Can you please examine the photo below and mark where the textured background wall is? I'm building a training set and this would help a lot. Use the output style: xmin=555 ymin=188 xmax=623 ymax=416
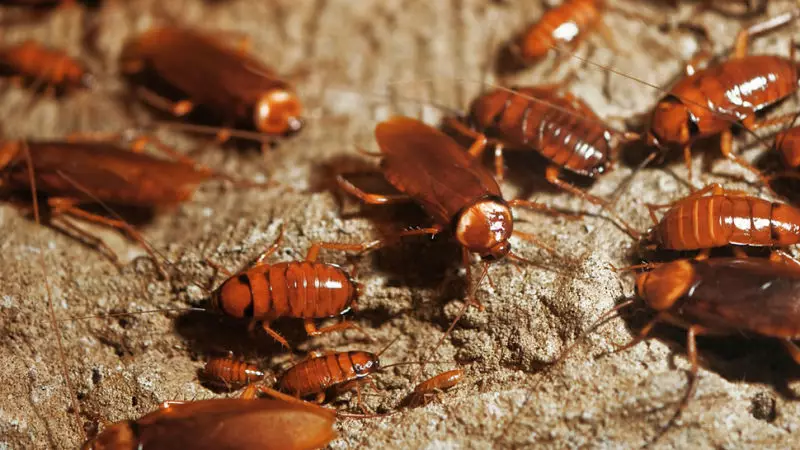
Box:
xmin=1 ymin=0 xmax=799 ymax=448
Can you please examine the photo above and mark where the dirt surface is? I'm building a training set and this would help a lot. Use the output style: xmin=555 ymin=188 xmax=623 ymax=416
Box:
xmin=1 ymin=0 xmax=800 ymax=449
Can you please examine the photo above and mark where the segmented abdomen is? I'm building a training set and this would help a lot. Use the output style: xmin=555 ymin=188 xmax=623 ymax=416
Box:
xmin=277 ymin=353 xmax=358 ymax=398
xmin=656 ymin=195 xmax=800 ymax=249
xmin=202 ymin=357 xmax=265 ymax=390
xmin=213 ymin=261 xmax=356 ymax=320
xmin=515 ymin=0 xmax=602 ymax=62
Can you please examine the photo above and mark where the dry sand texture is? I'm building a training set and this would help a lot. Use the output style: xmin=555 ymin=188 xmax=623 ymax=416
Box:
xmin=1 ymin=0 xmax=799 ymax=448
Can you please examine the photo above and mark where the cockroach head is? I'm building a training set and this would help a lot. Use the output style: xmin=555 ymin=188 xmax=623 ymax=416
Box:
xmin=255 ymin=88 xmax=304 ymax=136
xmin=456 ymin=198 xmax=513 ymax=261
xmin=647 ymin=96 xmax=693 ymax=150
xmin=350 ymin=351 xmax=381 ymax=376
xmin=81 ymin=422 xmax=136 ymax=450
xmin=635 ymin=260 xmax=694 ymax=311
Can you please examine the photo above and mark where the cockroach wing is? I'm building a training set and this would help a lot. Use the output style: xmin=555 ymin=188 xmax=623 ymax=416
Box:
xmin=678 ymin=258 xmax=800 ymax=339
xmin=376 ymin=116 xmax=503 ymax=226
xmin=134 ymin=399 xmax=336 ymax=450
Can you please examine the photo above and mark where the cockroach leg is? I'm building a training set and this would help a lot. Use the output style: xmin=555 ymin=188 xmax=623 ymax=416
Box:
xmin=48 ymin=197 xmax=168 ymax=278
xmin=718 ymin=130 xmax=774 ymax=191
xmin=769 ymin=249 xmax=800 ymax=271
xmin=610 ymin=313 xmax=664 ymax=353
xmin=507 ymin=198 xmax=581 ymax=220
xmin=303 ymin=319 xmax=374 ymax=342
xmin=336 ymin=174 xmax=412 ymax=205
xmin=55 ymin=215 xmax=121 ymax=266
xmin=135 ymin=86 xmax=195 ymax=117
xmin=205 ymin=257 xmax=233 ymax=277
xmin=465 ymin=134 xmax=489 ymax=160
xmin=246 ymin=319 xmax=292 ymax=352
xmin=253 ymin=227 xmax=285 ymax=264
xmin=544 ymin=164 xmax=606 ymax=206
xmin=305 ymin=240 xmax=382 ymax=262
xmin=511 ymin=230 xmax=556 ymax=256
xmin=782 ymin=339 xmax=800 ymax=364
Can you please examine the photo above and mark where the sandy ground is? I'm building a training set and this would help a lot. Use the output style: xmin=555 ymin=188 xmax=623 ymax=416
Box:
xmin=1 ymin=0 xmax=800 ymax=448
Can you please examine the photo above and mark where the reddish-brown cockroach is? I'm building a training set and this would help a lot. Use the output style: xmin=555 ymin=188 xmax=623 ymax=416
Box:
xmin=201 ymin=352 xmax=266 ymax=391
xmin=774 ymin=124 xmax=800 ymax=170
xmin=404 ymin=369 xmax=464 ymax=408
xmin=0 ymin=39 xmax=94 ymax=93
xmin=81 ymin=398 xmax=336 ymax=450
xmin=120 ymin=27 xmax=303 ymax=142
xmin=443 ymin=84 xmax=638 ymax=206
xmin=639 ymin=183 xmax=800 ymax=264
xmin=207 ymin=227 xmax=372 ymax=350
xmin=506 ymin=0 xmax=608 ymax=69
xmin=0 ymin=137 xmax=250 ymax=277
xmin=645 ymin=9 xmax=800 ymax=184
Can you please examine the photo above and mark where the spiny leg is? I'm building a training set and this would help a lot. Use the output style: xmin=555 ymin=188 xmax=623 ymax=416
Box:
xmin=304 ymin=319 xmax=374 ymax=342
xmin=610 ymin=313 xmax=664 ymax=353
xmin=250 ymin=320 xmax=292 ymax=353
xmin=544 ymin=165 xmax=606 ymax=206
xmin=254 ymin=226 xmax=285 ymax=265
xmin=53 ymin=215 xmax=121 ymax=268
xmin=508 ymin=197 xmax=582 ymax=220
xmin=336 ymin=173 xmax=412 ymax=205
xmin=719 ymin=129 xmax=774 ymax=192
xmin=135 ymin=86 xmax=194 ymax=117
xmin=656 ymin=325 xmax=705 ymax=442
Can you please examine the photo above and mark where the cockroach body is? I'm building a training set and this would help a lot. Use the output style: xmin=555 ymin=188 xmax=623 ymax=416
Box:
xmin=81 ymin=398 xmax=336 ymax=450
xmin=275 ymin=351 xmax=380 ymax=404
xmin=444 ymin=85 xmax=633 ymax=205
xmin=121 ymin=27 xmax=303 ymax=139
xmin=208 ymin=231 xmax=369 ymax=349
xmin=0 ymin=40 xmax=94 ymax=92
xmin=643 ymin=183 xmax=800 ymax=262
xmin=645 ymin=10 xmax=800 ymax=183
xmin=0 ymin=139 xmax=216 ymax=276
xmin=774 ymin=125 xmax=800 ymax=169
xmin=405 ymin=369 xmax=464 ymax=407
xmin=202 ymin=354 xmax=266 ymax=391
xmin=509 ymin=0 xmax=605 ymax=67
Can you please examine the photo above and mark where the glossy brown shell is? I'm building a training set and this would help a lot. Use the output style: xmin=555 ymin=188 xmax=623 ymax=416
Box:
xmin=202 ymin=357 xmax=265 ymax=390
xmin=0 ymin=141 xmax=208 ymax=206
xmin=469 ymin=87 xmax=613 ymax=177
xmin=776 ymin=125 xmax=800 ymax=168
xmin=121 ymin=27 xmax=291 ymax=128
xmin=81 ymin=398 xmax=336 ymax=450
xmin=513 ymin=0 xmax=603 ymax=63
xmin=664 ymin=55 xmax=798 ymax=137
xmin=651 ymin=195 xmax=800 ymax=250
xmin=276 ymin=351 xmax=379 ymax=399
xmin=643 ymin=258 xmax=800 ymax=339
xmin=375 ymin=116 xmax=504 ymax=226
xmin=211 ymin=261 xmax=357 ymax=320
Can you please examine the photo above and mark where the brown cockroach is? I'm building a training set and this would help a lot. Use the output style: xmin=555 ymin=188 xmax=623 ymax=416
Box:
xmin=443 ymin=84 xmax=638 ymax=206
xmin=0 ymin=137 xmax=249 ymax=277
xmin=639 ymin=183 xmax=800 ymax=265
xmin=120 ymin=27 xmax=303 ymax=142
xmin=201 ymin=352 xmax=267 ymax=391
xmin=0 ymin=39 xmax=94 ymax=93
xmin=404 ymin=369 xmax=464 ymax=408
xmin=645 ymin=8 xmax=800 ymax=184
xmin=81 ymin=398 xmax=336 ymax=450
xmin=207 ymin=227 xmax=372 ymax=350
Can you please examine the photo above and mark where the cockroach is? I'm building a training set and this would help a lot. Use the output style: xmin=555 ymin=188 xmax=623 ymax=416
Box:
xmin=81 ymin=398 xmax=336 ymax=450
xmin=0 ymin=39 xmax=94 ymax=93
xmin=207 ymin=227 xmax=372 ymax=350
xmin=120 ymin=27 xmax=303 ymax=142
xmin=640 ymin=183 xmax=800 ymax=265
xmin=0 ymin=137 xmax=248 ymax=277
xmin=201 ymin=352 xmax=266 ymax=391
xmin=774 ymin=124 xmax=800 ymax=170
xmin=404 ymin=369 xmax=464 ymax=408
xmin=507 ymin=0 xmax=609 ymax=68
xmin=337 ymin=116 xmax=579 ymax=370
xmin=645 ymin=9 xmax=800 ymax=184
xmin=443 ymin=84 xmax=638 ymax=206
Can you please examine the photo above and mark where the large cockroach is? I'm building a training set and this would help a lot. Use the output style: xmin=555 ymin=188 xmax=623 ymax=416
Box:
xmin=207 ymin=227 xmax=372 ymax=350
xmin=81 ymin=398 xmax=336 ymax=450
xmin=0 ymin=137 xmax=251 ymax=277
xmin=639 ymin=183 xmax=800 ymax=265
xmin=443 ymin=84 xmax=638 ymax=206
xmin=645 ymin=9 xmax=800 ymax=184
xmin=120 ymin=27 xmax=303 ymax=142
xmin=0 ymin=39 xmax=94 ymax=93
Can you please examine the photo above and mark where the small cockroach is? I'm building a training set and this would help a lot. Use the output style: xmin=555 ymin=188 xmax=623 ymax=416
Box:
xmin=444 ymin=84 xmax=638 ymax=206
xmin=0 ymin=39 xmax=94 ymax=93
xmin=507 ymin=0 xmax=608 ymax=68
xmin=645 ymin=9 xmax=800 ymax=184
xmin=201 ymin=352 xmax=266 ymax=391
xmin=208 ymin=227 xmax=371 ymax=350
xmin=640 ymin=183 xmax=800 ymax=264
xmin=774 ymin=124 xmax=800 ymax=170
xmin=404 ymin=369 xmax=464 ymax=408
xmin=120 ymin=27 xmax=303 ymax=142
xmin=81 ymin=398 xmax=336 ymax=450
xmin=0 ymin=138 xmax=245 ymax=277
